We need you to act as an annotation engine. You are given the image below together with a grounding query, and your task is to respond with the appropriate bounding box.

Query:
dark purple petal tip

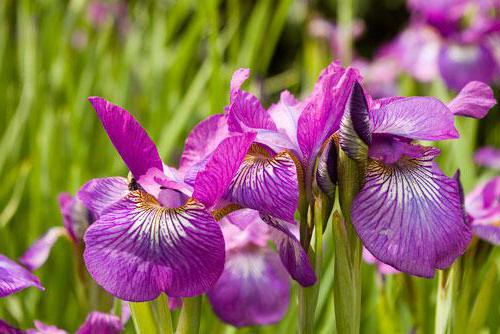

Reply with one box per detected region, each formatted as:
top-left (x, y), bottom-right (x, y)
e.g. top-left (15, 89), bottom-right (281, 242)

top-left (316, 138), bottom-right (338, 199)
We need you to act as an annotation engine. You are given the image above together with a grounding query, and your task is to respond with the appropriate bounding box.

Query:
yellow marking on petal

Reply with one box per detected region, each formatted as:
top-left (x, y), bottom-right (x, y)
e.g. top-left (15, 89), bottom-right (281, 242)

top-left (212, 204), bottom-right (243, 221)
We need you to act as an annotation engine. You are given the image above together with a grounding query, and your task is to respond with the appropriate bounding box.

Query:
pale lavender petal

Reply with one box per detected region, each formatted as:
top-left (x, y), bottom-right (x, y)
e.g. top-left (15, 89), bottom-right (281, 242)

top-left (76, 312), bottom-right (123, 334)
top-left (370, 97), bottom-right (459, 140)
top-left (447, 81), bottom-right (496, 119)
top-left (88, 97), bottom-right (163, 178)
top-left (362, 248), bottom-right (400, 275)
top-left (466, 177), bottom-right (500, 245)
top-left (225, 147), bottom-right (300, 221)
top-left (208, 248), bottom-right (290, 327)
top-left (267, 91), bottom-right (301, 152)
top-left (227, 70), bottom-right (277, 133)
top-left (179, 114), bottom-right (230, 171)
top-left (0, 319), bottom-right (23, 334)
top-left (83, 191), bottom-right (224, 301)
top-left (222, 209), bottom-right (270, 251)
top-left (137, 167), bottom-right (191, 207)
top-left (58, 194), bottom-right (90, 243)
top-left (339, 81), bottom-right (371, 161)
top-left (368, 135), bottom-right (435, 165)
top-left (352, 148), bottom-right (471, 277)
top-left (438, 43), bottom-right (497, 91)
top-left (193, 133), bottom-right (256, 208)
top-left (297, 62), bottom-right (360, 167)
top-left (77, 177), bottom-right (128, 219)
top-left (19, 227), bottom-right (66, 271)
top-left (260, 215), bottom-right (316, 286)
top-left (474, 147), bottom-right (500, 169)
top-left (28, 320), bottom-right (67, 334)
top-left (0, 254), bottom-right (44, 297)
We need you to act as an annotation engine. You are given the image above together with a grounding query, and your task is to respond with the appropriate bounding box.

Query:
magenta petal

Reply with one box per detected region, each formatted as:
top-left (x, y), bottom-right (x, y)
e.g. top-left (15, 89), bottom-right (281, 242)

top-left (19, 227), bottom-right (66, 271)
top-left (260, 215), bottom-right (316, 286)
top-left (352, 149), bottom-right (471, 277)
top-left (0, 319), bottom-right (23, 334)
top-left (59, 194), bottom-right (90, 243)
top-left (75, 312), bottom-right (123, 334)
top-left (226, 149), bottom-right (300, 221)
top-left (474, 147), bottom-right (500, 169)
top-left (193, 133), bottom-right (256, 208)
top-left (180, 114), bottom-right (229, 171)
top-left (466, 177), bottom-right (500, 245)
top-left (0, 254), bottom-right (44, 297)
top-left (362, 248), bottom-right (400, 275)
top-left (88, 97), bottom-right (163, 178)
top-left (297, 62), bottom-right (360, 166)
top-left (83, 191), bottom-right (224, 301)
top-left (77, 177), bottom-right (128, 219)
top-left (28, 320), bottom-right (66, 334)
top-left (208, 248), bottom-right (290, 327)
top-left (447, 81), bottom-right (496, 119)
top-left (227, 69), bottom-right (277, 133)
top-left (370, 97), bottom-right (459, 140)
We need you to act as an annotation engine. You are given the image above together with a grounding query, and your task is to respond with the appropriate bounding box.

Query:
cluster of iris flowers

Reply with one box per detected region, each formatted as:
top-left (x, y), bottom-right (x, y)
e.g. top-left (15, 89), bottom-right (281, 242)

top-left (0, 55), bottom-right (497, 333)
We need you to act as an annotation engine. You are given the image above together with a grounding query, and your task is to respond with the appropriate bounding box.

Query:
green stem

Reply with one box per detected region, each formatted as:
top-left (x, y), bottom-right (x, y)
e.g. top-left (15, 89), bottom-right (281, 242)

top-left (176, 296), bottom-right (202, 334)
top-left (337, 0), bottom-right (354, 64)
top-left (130, 301), bottom-right (159, 334)
top-left (152, 294), bottom-right (174, 334)
top-left (333, 149), bottom-right (363, 334)
top-left (435, 263), bottom-right (461, 334)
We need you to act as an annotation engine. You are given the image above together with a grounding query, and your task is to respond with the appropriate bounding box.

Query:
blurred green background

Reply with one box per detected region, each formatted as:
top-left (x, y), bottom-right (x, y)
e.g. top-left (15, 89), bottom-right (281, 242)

top-left (0, 0), bottom-right (498, 333)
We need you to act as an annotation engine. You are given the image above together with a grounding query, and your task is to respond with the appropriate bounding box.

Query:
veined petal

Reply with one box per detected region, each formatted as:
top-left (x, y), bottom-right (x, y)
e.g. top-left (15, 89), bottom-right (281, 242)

top-left (208, 248), bottom-right (290, 327)
top-left (260, 215), bottom-right (316, 286)
top-left (267, 91), bottom-right (301, 151)
top-left (222, 209), bottom-right (270, 250)
top-left (88, 97), bottom-right (163, 178)
top-left (77, 177), bottom-right (129, 219)
top-left (193, 133), bottom-right (256, 208)
top-left (352, 148), bottom-right (471, 277)
top-left (227, 69), bottom-right (277, 133)
top-left (0, 254), bottom-right (44, 297)
top-left (75, 312), bottom-right (123, 334)
top-left (225, 147), bottom-right (300, 221)
top-left (447, 81), bottom-right (496, 119)
top-left (83, 191), bottom-right (224, 301)
top-left (19, 227), bottom-right (66, 271)
top-left (370, 97), bottom-right (459, 140)
top-left (59, 194), bottom-right (90, 243)
top-left (339, 81), bottom-right (371, 161)
top-left (297, 62), bottom-right (360, 166)
top-left (180, 114), bottom-right (230, 171)
top-left (474, 147), bottom-right (500, 169)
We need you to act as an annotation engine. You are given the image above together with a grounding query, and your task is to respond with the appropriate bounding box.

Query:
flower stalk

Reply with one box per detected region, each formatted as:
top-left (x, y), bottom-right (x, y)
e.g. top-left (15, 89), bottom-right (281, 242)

top-left (176, 296), bottom-right (202, 334)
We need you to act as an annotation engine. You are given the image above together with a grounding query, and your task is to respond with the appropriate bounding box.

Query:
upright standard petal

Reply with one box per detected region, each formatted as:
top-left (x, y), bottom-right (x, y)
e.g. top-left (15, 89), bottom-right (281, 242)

top-left (59, 194), bottom-right (90, 242)
top-left (466, 177), bottom-right (500, 245)
top-left (351, 148), bottom-right (471, 277)
top-left (225, 146), bottom-right (300, 221)
top-left (192, 133), bottom-right (256, 208)
top-left (208, 249), bottom-right (290, 327)
top-left (19, 227), bottom-right (66, 271)
top-left (447, 81), bottom-right (496, 119)
top-left (0, 254), bottom-right (44, 297)
top-left (83, 190), bottom-right (224, 301)
top-left (370, 97), bottom-right (459, 140)
top-left (260, 215), bottom-right (316, 286)
top-left (474, 147), bottom-right (500, 169)
top-left (77, 177), bottom-right (129, 219)
top-left (88, 97), bottom-right (163, 178)
top-left (179, 114), bottom-right (229, 171)
top-left (297, 62), bottom-right (359, 166)
top-left (76, 312), bottom-right (123, 334)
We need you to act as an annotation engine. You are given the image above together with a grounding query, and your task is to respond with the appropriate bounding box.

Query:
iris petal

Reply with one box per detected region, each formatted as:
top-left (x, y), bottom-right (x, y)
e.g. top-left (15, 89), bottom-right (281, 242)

top-left (77, 177), bottom-right (129, 219)
top-left (88, 97), bottom-right (163, 178)
top-left (208, 248), bottom-right (290, 327)
top-left (260, 215), bottom-right (316, 286)
top-left (351, 148), bottom-right (471, 277)
top-left (19, 227), bottom-right (66, 271)
top-left (83, 190), bottom-right (224, 301)
top-left (0, 254), bottom-right (44, 297)
top-left (370, 97), bottom-right (459, 140)
top-left (225, 147), bottom-right (300, 221)
top-left (75, 312), bottom-right (123, 334)
top-left (447, 81), bottom-right (496, 119)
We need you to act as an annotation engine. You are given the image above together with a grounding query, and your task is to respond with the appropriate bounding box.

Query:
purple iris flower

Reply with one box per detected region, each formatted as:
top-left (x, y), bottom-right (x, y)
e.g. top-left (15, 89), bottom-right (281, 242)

top-left (19, 193), bottom-right (91, 271)
top-left (0, 254), bottom-right (43, 298)
top-left (340, 80), bottom-right (496, 277)
top-left (1, 311), bottom-right (123, 334)
top-left (207, 209), bottom-right (290, 327)
top-left (80, 97), bottom-right (255, 302)
top-left (466, 147), bottom-right (500, 245)
top-left (385, 0), bottom-right (500, 90)
top-left (179, 62), bottom-right (359, 286)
